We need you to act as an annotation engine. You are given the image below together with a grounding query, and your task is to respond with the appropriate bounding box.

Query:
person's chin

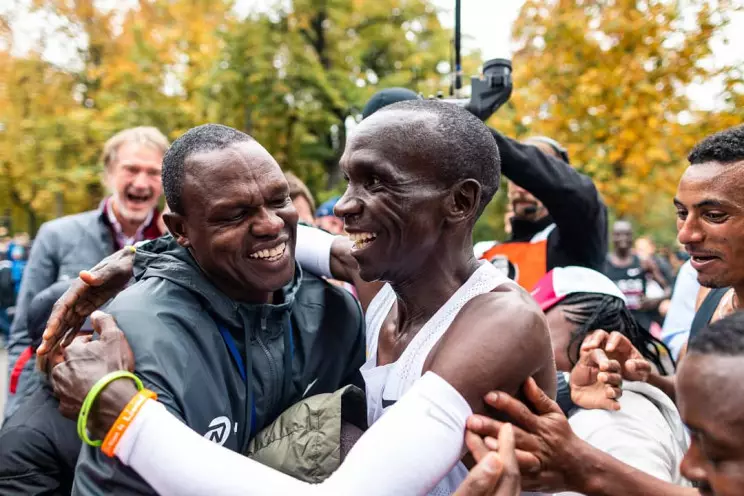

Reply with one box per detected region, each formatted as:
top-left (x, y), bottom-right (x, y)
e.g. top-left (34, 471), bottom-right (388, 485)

top-left (696, 272), bottom-right (730, 289)
top-left (248, 253), bottom-right (295, 289)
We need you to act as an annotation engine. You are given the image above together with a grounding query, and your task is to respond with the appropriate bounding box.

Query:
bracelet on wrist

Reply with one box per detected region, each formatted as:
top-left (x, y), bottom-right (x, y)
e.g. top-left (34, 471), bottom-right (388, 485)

top-left (101, 389), bottom-right (157, 457)
top-left (77, 371), bottom-right (144, 448)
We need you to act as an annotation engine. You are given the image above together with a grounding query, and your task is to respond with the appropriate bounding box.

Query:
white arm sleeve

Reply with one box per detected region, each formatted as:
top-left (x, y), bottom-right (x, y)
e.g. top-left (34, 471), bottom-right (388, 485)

top-left (294, 224), bottom-right (337, 279)
top-left (117, 372), bottom-right (472, 496)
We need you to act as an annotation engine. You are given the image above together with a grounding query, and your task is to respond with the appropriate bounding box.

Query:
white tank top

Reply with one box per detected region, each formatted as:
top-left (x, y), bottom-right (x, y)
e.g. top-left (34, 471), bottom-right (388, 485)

top-left (361, 262), bottom-right (512, 496)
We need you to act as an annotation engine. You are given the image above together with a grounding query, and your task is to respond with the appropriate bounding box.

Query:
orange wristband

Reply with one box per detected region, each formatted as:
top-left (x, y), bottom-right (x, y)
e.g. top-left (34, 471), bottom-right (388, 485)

top-left (101, 389), bottom-right (157, 457)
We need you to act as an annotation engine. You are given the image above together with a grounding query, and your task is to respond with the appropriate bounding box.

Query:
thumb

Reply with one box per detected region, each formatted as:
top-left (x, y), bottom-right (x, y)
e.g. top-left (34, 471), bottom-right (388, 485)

top-left (453, 452), bottom-right (503, 496)
top-left (79, 270), bottom-right (104, 287)
top-left (524, 377), bottom-right (562, 415)
top-left (90, 311), bottom-right (119, 339)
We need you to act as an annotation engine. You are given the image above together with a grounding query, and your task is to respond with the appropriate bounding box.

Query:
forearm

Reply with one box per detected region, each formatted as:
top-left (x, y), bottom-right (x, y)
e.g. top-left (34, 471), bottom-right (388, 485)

top-left (574, 440), bottom-right (694, 496)
top-left (116, 372), bottom-right (471, 496)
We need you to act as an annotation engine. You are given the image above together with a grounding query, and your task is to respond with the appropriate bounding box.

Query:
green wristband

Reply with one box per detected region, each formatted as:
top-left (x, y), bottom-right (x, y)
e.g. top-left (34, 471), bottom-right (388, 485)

top-left (77, 371), bottom-right (143, 447)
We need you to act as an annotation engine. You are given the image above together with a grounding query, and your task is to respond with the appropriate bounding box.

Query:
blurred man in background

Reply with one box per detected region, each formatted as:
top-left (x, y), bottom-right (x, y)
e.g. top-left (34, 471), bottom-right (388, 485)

top-left (605, 220), bottom-right (670, 333)
top-left (3, 126), bottom-right (168, 419)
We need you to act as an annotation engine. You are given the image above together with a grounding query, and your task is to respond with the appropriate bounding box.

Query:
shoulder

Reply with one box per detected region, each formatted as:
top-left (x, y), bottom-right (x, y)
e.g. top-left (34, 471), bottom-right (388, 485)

top-left (105, 277), bottom-right (208, 344)
top-left (37, 210), bottom-right (102, 239)
top-left (458, 284), bottom-right (547, 337)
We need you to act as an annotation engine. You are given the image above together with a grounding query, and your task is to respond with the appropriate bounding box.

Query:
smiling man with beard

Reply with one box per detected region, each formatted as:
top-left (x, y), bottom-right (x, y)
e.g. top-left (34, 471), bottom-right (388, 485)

top-left (70, 124), bottom-right (365, 495)
top-left (4, 127), bottom-right (168, 420)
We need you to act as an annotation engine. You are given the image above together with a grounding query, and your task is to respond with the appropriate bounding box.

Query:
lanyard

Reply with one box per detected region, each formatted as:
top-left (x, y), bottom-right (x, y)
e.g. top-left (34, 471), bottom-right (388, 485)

top-left (217, 316), bottom-right (295, 439)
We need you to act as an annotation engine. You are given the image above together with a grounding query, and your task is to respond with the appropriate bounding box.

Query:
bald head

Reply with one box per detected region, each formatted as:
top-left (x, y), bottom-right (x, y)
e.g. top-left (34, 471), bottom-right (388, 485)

top-left (355, 99), bottom-right (501, 216)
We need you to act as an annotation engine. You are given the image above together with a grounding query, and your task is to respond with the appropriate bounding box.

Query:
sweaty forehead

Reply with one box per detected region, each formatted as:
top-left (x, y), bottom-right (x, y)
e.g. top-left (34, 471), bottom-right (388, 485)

top-left (678, 161), bottom-right (744, 206)
top-left (678, 354), bottom-right (744, 437)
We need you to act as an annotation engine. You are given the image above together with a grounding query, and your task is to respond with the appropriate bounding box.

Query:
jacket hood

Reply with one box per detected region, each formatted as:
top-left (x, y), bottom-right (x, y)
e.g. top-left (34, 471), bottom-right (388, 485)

top-left (132, 235), bottom-right (301, 331)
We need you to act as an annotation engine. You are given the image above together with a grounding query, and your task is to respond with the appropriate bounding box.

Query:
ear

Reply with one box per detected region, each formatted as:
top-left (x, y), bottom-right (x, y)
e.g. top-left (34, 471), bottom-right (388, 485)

top-left (445, 179), bottom-right (481, 224)
top-left (163, 211), bottom-right (191, 248)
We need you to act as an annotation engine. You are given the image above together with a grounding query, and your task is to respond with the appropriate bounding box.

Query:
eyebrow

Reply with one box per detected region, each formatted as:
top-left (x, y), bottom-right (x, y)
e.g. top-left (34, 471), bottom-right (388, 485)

top-left (673, 198), bottom-right (733, 209)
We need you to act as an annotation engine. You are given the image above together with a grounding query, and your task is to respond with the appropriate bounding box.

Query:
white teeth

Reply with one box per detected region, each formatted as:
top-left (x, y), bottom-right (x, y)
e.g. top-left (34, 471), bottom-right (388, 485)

top-left (349, 232), bottom-right (377, 248)
top-left (249, 242), bottom-right (286, 261)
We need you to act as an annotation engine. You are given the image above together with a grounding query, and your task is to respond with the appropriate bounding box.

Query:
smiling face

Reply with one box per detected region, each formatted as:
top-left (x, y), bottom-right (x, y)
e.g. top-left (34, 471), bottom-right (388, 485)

top-left (334, 110), bottom-right (451, 283)
top-left (104, 142), bottom-right (164, 225)
top-left (674, 161), bottom-right (744, 289)
top-left (166, 140), bottom-right (297, 303)
top-left (678, 353), bottom-right (744, 496)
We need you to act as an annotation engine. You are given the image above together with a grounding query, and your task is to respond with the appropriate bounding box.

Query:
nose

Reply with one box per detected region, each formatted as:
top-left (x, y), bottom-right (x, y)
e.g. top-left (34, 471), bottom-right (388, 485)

top-left (251, 206), bottom-right (285, 238)
top-left (333, 189), bottom-right (362, 221)
top-left (132, 170), bottom-right (151, 190)
top-left (680, 442), bottom-right (708, 487)
top-left (677, 215), bottom-right (704, 246)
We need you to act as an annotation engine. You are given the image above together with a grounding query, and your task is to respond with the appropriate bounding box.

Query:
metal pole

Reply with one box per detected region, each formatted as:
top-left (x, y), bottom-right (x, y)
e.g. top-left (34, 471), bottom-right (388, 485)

top-left (454, 0), bottom-right (462, 97)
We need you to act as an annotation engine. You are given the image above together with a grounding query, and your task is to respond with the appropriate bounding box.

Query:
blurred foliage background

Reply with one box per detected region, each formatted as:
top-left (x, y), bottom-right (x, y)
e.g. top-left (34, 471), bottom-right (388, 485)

top-left (1, 0), bottom-right (742, 249)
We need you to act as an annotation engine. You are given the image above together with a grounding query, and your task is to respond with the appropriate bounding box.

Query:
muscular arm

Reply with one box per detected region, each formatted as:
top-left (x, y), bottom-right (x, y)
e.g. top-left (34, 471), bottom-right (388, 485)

top-left (490, 130), bottom-right (607, 270)
top-left (426, 289), bottom-right (557, 413)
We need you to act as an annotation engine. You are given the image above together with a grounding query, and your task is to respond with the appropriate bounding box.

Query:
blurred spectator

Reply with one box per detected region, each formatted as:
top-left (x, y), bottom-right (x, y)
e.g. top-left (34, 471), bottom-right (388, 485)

top-left (285, 172), bottom-right (316, 226)
top-left (315, 196), bottom-right (344, 235)
top-left (4, 126), bottom-right (169, 420)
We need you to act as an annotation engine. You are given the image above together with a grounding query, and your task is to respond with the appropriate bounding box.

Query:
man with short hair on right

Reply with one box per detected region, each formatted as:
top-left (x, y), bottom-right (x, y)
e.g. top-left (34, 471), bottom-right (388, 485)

top-left (4, 126), bottom-right (168, 419)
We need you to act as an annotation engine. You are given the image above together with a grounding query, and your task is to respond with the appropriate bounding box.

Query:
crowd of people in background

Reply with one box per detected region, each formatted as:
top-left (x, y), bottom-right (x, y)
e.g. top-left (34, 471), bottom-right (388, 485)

top-left (0, 83), bottom-right (742, 496)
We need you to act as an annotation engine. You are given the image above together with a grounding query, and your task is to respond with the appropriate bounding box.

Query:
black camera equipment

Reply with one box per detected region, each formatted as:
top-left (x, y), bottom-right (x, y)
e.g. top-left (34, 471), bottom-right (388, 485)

top-left (436, 58), bottom-right (513, 122)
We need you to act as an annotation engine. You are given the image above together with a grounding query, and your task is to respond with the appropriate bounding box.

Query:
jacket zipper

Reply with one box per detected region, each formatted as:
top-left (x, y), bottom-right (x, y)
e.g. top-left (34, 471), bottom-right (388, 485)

top-left (255, 311), bottom-right (278, 419)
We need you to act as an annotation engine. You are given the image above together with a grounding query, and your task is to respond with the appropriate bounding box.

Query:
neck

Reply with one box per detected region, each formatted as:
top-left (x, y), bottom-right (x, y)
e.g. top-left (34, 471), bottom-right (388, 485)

top-left (391, 239), bottom-right (480, 329)
top-left (220, 285), bottom-right (275, 305)
top-left (111, 199), bottom-right (144, 238)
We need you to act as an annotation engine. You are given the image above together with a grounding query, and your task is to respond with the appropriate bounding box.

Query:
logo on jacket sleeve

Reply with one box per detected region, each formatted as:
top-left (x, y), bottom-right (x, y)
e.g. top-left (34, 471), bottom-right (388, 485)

top-left (204, 416), bottom-right (232, 446)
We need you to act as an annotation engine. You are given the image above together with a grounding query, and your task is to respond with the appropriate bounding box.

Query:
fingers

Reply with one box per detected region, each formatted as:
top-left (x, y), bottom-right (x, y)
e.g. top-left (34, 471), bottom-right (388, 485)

top-left (496, 424), bottom-right (521, 494)
top-left (465, 430), bottom-right (490, 463)
top-left (522, 377), bottom-right (562, 416)
top-left (79, 269), bottom-right (103, 286)
top-left (453, 452), bottom-right (503, 496)
top-left (626, 359), bottom-right (652, 381)
top-left (580, 329), bottom-right (609, 352)
top-left (468, 415), bottom-right (542, 454)
top-left (606, 331), bottom-right (632, 354)
top-left (484, 390), bottom-right (541, 432)
top-left (91, 311), bottom-right (120, 338)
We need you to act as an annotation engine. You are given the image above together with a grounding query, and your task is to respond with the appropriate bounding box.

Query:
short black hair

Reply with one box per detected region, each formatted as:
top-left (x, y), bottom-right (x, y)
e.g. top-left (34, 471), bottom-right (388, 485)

top-left (374, 99), bottom-right (501, 217)
top-left (162, 124), bottom-right (254, 214)
top-left (689, 311), bottom-right (744, 356)
top-left (559, 292), bottom-right (673, 375)
top-left (688, 124), bottom-right (744, 166)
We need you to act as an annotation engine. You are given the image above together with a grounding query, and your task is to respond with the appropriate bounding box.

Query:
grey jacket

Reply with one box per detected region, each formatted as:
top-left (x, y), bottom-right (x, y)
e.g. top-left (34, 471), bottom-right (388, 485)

top-left (73, 236), bottom-right (365, 495)
top-left (4, 208), bottom-right (117, 419)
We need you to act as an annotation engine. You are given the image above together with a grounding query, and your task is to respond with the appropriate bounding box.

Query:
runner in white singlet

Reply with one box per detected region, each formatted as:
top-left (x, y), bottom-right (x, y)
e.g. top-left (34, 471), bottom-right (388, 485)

top-left (362, 263), bottom-right (514, 494)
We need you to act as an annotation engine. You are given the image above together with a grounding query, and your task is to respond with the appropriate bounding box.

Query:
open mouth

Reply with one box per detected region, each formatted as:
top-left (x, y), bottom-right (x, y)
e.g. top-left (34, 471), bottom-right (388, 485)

top-left (348, 232), bottom-right (377, 250)
top-left (249, 242), bottom-right (287, 262)
top-left (126, 191), bottom-right (153, 206)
